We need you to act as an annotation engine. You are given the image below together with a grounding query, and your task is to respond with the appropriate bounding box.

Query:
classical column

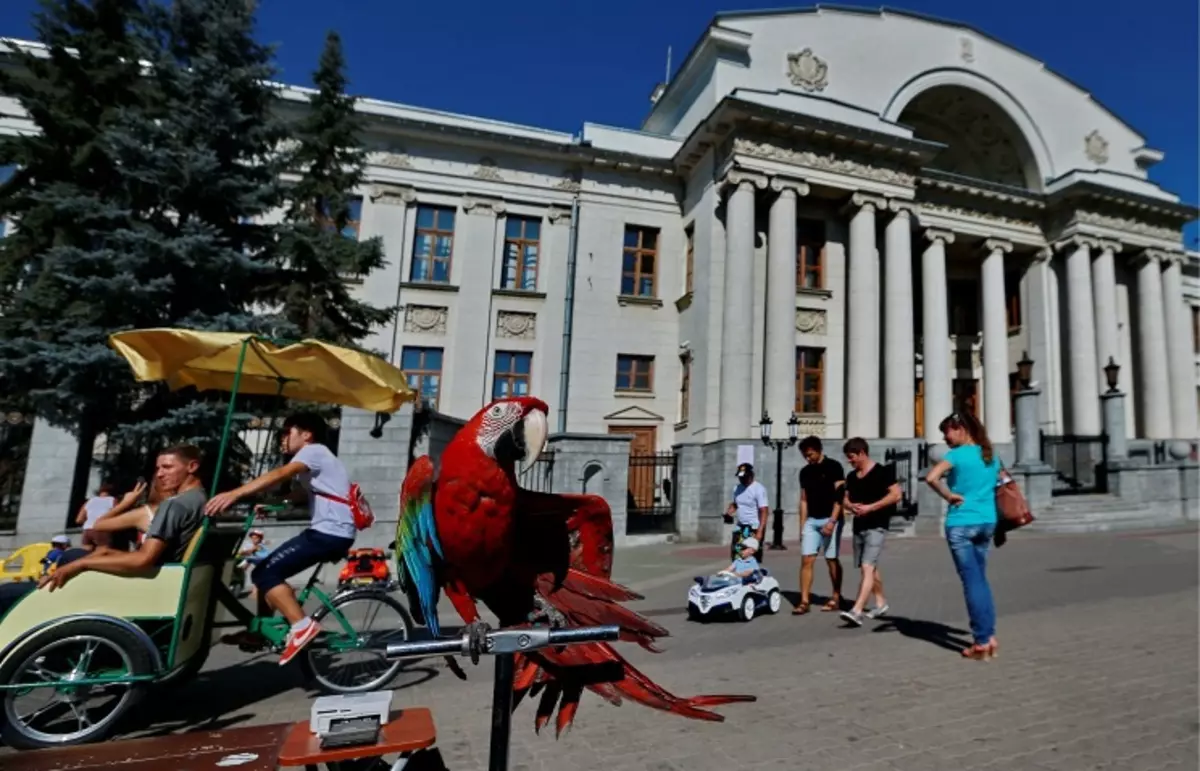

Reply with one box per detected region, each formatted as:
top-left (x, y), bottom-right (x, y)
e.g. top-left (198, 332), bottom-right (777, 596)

top-left (1135, 251), bottom-right (1172, 439)
top-left (719, 171), bottom-right (765, 437)
top-left (1161, 252), bottom-right (1199, 438)
top-left (981, 239), bottom-right (1013, 441)
top-left (764, 177), bottom-right (809, 422)
top-left (1061, 236), bottom-right (1102, 434)
top-left (845, 193), bottom-right (883, 437)
top-left (1091, 240), bottom-right (1122, 396)
top-left (921, 229), bottom-right (954, 442)
top-left (883, 202), bottom-right (915, 438)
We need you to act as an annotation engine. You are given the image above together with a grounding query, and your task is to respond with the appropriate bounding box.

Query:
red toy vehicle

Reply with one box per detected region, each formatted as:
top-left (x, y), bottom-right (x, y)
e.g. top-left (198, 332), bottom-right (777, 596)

top-left (337, 547), bottom-right (393, 589)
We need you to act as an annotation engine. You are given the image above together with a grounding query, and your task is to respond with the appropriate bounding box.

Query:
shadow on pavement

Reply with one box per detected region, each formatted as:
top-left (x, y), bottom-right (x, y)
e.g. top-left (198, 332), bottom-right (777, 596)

top-left (120, 657), bottom-right (440, 738)
top-left (870, 616), bottom-right (971, 653)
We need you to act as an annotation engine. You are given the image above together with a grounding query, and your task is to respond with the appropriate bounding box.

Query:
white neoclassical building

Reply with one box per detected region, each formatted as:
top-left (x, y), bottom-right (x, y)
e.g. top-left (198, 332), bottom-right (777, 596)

top-left (2, 7), bottom-right (1198, 540)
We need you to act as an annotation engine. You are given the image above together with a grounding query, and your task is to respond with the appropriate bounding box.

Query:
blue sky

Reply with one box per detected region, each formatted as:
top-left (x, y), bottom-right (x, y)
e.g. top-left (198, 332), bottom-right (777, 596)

top-left (2, 0), bottom-right (1196, 242)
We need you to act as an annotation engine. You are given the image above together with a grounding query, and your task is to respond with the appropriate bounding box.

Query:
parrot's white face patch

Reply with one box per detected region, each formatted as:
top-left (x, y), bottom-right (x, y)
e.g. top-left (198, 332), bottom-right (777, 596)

top-left (478, 400), bottom-right (526, 455)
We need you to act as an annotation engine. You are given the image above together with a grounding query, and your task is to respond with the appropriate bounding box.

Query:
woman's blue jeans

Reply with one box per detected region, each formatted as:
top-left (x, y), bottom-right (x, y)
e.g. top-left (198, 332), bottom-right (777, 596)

top-left (946, 523), bottom-right (997, 645)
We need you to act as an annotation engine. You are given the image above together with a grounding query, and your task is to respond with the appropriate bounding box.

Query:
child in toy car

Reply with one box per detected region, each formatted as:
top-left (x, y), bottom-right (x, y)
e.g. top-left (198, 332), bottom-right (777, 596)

top-left (687, 537), bottom-right (782, 622)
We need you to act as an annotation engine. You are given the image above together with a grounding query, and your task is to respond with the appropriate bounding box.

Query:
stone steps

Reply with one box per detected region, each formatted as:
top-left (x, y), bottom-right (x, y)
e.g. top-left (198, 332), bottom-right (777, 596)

top-left (1029, 494), bottom-right (1186, 533)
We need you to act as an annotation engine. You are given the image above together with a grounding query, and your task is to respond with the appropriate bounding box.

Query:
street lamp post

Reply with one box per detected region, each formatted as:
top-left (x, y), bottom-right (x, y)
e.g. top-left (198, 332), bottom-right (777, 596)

top-left (759, 410), bottom-right (800, 550)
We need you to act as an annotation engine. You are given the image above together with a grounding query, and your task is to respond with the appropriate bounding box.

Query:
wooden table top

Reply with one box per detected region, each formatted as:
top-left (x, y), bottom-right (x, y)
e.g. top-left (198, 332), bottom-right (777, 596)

top-left (277, 708), bottom-right (437, 767)
top-left (3, 724), bottom-right (292, 771)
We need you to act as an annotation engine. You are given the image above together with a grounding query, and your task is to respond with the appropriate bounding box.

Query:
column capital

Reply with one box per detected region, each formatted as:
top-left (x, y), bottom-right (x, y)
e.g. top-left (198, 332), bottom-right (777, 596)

top-left (720, 168), bottom-right (769, 193)
top-left (461, 195), bottom-right (506, 216)
top-left (1095, 238), bottom-right (1123, 255)
top-left (1160, 250), bottom-right (1186, 268)
top-left (1133, 248), bottom-right (1168, 268)
top-left (887, 199), bottom-right (919, 217)
top-left (768, 175), bottom-right (810, 196)
top-left (545, 206), bottom-right (570, 224)
top-left (923, 227), bottom-right (955, 245)
top-left (1052, 234), bottom-right (1099, 253)
top-left (983, 238), bottom-right (1014, 254)
top-left (846, 191), bottom-right (888, 213)
top-left (369, 183), bottom-right (417, 205)
top-left (1032, 246), bottom-right (1054, 264)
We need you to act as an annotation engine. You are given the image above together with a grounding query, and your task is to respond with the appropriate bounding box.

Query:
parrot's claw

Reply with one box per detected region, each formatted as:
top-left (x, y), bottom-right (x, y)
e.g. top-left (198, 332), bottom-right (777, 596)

top-left (444, 655), bottom-right (468, 680)
top-left (529, 594), bottom-right (568, 629)
top-left (465, 620), bottom-right (492, 666)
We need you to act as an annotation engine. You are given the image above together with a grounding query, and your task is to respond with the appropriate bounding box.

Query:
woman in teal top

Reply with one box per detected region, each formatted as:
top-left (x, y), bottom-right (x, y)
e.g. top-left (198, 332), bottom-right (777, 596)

top-left (925, 411), bottom-right (1002, 661)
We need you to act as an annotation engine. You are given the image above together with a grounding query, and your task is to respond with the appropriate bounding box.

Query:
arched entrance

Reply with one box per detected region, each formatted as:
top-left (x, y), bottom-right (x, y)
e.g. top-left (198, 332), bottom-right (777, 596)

top-left (897, 85), bottom-right (1041, 191)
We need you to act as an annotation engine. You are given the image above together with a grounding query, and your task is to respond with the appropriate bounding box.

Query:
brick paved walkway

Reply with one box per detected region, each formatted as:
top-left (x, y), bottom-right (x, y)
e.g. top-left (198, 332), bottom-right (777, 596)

top-left (7, 528), bottom-right (1199, 769)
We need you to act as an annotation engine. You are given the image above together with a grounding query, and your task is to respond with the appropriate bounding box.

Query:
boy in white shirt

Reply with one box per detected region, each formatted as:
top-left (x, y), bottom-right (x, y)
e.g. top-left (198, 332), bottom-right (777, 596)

top-left (206, 412), bottom-right (356, 665)
top-left (725, 463), bottom-right (769, 562)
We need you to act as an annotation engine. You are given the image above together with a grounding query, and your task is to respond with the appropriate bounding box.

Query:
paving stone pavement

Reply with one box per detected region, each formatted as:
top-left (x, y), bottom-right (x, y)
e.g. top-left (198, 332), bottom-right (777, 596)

top-left (10, 527), bottom-right (1200, 770)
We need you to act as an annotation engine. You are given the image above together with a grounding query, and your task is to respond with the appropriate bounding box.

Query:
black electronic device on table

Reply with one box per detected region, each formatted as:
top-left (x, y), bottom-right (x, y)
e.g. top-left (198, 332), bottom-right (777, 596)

top-left (319, 715), bottom-right (382, 749)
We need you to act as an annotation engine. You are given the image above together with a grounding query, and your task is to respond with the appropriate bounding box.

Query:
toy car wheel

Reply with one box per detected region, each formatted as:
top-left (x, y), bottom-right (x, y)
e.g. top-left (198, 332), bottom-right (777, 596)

top-left (0, 619), bottom-right (155, 750)
top-left (767, 589), bottom-right (782, 614)
top-left (739, 595), bottom-right (756, 622)
top-left (687, 605), bottom-right (702, 622)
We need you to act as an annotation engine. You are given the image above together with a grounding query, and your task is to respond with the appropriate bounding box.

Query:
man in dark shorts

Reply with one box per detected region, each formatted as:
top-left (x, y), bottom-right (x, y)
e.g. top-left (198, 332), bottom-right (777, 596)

top-left (794, 436), bottom-right (846, 615)
top-left (840, 437), bottom-right (901, 627)
top-left (0, 445), bottom-right (206, 619)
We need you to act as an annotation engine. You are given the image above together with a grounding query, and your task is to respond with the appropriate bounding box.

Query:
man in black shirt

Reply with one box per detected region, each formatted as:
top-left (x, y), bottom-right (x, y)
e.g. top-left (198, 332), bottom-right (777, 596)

top-left (794, 436), bottom-right (846, 614)
top-left (840, 437), bottom-right (902, 627)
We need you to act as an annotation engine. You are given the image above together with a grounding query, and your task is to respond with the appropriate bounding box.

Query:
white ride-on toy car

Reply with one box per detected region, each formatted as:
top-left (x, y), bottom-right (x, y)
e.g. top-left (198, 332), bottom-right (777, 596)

top-left (687, 569), bottom-right (782, 622)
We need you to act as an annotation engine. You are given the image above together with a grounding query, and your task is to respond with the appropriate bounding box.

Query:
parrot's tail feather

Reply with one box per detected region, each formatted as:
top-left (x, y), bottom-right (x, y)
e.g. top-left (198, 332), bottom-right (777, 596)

top-left (538, 575), bottom-right (670, 644)
top-left (686, 695), bottom-right (759, 707)
top-left (560, 568), bottom-right (643, 602)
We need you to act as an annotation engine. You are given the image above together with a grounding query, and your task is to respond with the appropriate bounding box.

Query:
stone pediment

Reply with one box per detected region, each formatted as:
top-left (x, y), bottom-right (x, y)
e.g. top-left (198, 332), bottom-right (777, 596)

top-left (603, 405), bottom-right (664, 422)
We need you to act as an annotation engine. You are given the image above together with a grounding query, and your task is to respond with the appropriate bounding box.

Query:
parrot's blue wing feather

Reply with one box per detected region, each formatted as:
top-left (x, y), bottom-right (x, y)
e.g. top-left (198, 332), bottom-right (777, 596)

top-left (397, 455), bottom-right (444, 637)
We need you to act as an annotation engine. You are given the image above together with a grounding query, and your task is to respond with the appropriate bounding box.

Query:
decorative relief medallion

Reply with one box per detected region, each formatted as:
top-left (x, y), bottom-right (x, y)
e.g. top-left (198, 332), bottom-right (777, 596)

top-left (496, 311), bottom-right (536, 339)
top-left (473, 157), bottom-right (504, 181)
top-left (403, 305), bottom-right (448, 334)
top-left (794, 414), bottom-right (826, 438)
top-left (959, 37), bottom-right (975, 64)
top-left (734, 139), bottom-right (915, 187)
top-left (554, 176), bottom-right (582, 193)
top-left (371, 145), bottom-right (414, 169)
top-left (795, 308), bottom-right (827, 335)
top-left (1084, 131), bottom-right (1109, 165)
top-left (786, 48), bottom-right (828, 92)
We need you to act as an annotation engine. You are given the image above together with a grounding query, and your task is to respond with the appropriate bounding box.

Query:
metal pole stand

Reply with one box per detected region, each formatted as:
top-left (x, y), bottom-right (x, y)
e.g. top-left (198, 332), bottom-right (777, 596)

top-left (769, 441), bottom-right (787, 549)
top-left (487, 653), bottom-right (516, 771)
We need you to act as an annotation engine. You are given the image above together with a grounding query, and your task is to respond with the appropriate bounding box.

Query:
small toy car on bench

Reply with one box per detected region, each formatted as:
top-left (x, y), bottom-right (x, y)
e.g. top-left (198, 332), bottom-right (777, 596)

top-left (687, 569), bottom-right (782, 621)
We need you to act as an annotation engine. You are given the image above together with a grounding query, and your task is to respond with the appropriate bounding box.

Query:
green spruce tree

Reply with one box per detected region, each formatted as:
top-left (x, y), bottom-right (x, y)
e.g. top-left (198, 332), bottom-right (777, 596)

top-left (273, 30), bottom-right (393, 346)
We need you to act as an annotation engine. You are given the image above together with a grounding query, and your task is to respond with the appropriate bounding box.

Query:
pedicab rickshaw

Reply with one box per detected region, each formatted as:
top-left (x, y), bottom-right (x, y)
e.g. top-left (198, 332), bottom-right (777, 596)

top-left (0, 329), bottom-right (422, 750)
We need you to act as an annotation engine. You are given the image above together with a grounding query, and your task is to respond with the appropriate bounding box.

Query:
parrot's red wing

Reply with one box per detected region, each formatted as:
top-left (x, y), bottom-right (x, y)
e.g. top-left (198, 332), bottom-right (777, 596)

top-left (505, 490), bottom-right (755, 735)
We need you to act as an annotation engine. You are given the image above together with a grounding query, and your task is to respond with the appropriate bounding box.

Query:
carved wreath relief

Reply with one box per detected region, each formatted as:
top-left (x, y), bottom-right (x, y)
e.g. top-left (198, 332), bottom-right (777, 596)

top-left (1084, 130), bottom-right (1109, 165)
top-left (403, 305), bottom-right (448, 334)
top-left (496, 311), bottom-right (536, 339)
top-left (795, 308), bottom-right (827, 335)
top-left (786, 48), bottom-right (828, 92)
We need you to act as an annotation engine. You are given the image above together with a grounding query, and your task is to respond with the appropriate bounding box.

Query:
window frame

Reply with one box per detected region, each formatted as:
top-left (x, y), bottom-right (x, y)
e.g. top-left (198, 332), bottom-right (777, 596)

top-left (678, 352), bottom-right (691, 424)
top-left (683, 225), bottom-right (695, 296)
top-left (492, 351), bottom-right (533, 400)
top-left (795, 346), bottom-right (825, 414)
top-left (796, 219), bottom-right (826, 291)
top-left (410, 204), bottom-right (456, 283)
top-left (615, 354), bottom-right (655, 394)
top-left (1004, 271), bottom-right (1021, 331)
top-left (500, 215), bottom-right (542, 292)
top-left (621, 225), bottom-right (659, 298)
top-left (400, 346), bottom-right (444, 408)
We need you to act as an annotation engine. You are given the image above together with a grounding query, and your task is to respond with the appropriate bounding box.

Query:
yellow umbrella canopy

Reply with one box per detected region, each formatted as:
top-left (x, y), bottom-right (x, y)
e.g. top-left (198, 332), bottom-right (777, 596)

top-left (108, 328), bottom-right (417, 413)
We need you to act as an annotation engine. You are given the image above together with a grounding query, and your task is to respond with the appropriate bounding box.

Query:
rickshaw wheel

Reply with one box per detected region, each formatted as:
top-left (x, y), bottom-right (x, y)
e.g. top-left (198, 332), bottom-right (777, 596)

top-left (0, 619), bottom-right (155, 750)
top-left (300, 589), bottom-right (415, 694)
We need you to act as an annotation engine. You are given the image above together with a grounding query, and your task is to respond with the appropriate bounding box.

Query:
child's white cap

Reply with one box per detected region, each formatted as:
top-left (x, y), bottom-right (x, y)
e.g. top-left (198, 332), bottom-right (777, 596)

top-left (51, 534), bottom-right (70, 545)
top-left (740, 537), bottom-right (759, 552)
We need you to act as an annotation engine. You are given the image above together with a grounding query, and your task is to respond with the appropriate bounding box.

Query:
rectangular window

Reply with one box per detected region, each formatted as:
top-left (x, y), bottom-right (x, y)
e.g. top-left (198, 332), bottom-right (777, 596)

top-left (400, 346), bottom-right (443, 407)
top-left (492, 351), bottom-right (532, 400)
top-left (501, 216), bottom-right (541, 291)
top-left (318, 196), bottom-right (362, 240)
top-left (683, 225), bottom-right (694, 295)
top-left (953, 378), bottom-right (979, 417)
top-left (1005, 272), bottom-right (1021, 330)
top-left (679, 353), bottom-right (691, 423)
top-left (621, 225), bottom-right (658, 297)
top-left (411, 205), bottom-right (455, 283)
top-left (795, 347), bottom-right (825, 414)
top-left (615, 354), bottom-right (654, 393)
top-left (1008, 372), bottom-right (1019, 429)
top-left (796, 219), bottom-right (826, 290)
top-left (948, 279), bottom-right (980, 336)
top-left (1193, 306), bottom-right (1199, 354)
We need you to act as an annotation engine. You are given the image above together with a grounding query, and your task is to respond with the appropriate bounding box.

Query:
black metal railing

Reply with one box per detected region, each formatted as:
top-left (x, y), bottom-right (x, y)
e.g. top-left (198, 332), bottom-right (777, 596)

top-left (883, 447), bottom-right (916, 520)
top-left (0, 411), bottom-right (35, 531)
top-left (518, 451), bottom-right (555, 493)
top-left (625, 452), bottom-right (678, 536)
top-left (1041, 432), bottom-right (1108, 496)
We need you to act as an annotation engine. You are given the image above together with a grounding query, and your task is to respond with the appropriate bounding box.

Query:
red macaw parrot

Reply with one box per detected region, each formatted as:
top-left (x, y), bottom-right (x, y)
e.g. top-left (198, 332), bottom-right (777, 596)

top-left (396, 396), bottom-right (754, 735)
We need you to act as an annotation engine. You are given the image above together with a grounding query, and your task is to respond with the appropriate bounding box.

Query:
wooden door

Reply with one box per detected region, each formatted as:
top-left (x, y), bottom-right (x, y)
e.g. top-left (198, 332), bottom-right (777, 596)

top-left (609, 425), bottom-right (657, 510)
top-left (914, 378), bottom-right (925, 438)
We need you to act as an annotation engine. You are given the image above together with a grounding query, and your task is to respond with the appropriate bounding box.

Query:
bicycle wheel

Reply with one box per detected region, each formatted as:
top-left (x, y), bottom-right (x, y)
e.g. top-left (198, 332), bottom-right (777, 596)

top-left (301, 589), bottom-right (415, 694)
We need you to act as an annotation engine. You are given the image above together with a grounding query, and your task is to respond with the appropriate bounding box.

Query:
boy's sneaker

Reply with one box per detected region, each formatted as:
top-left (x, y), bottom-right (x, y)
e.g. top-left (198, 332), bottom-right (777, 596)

top-left (278, 620), bottom-right (320, 666)
top-left (866, 604), bottom-right (890, 619)
top-left (840, 610), bottom-right (865, 627)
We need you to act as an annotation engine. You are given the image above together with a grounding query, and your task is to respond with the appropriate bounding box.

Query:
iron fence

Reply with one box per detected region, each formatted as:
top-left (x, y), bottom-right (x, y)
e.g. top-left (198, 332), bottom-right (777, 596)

top-left (1041, 432), bottom-right (1108, 496)
top-left (883, 447), bottom-right (916, 520)
top-left (625, 452), bottom-right (678, 536)
top-left (0, 411), bottom-right (34, 531)
top-left (518, 451), bottom-right (555, 493)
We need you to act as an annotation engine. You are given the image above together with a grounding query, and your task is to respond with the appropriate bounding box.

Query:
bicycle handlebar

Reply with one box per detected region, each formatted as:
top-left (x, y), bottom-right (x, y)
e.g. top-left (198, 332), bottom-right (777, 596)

top-left (384, 625), bottom-right (619, 661)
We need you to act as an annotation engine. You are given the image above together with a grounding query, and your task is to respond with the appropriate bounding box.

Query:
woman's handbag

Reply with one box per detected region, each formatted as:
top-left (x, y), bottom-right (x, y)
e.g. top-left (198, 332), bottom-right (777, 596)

top-left (995, 470), bottom-right (1035, 543)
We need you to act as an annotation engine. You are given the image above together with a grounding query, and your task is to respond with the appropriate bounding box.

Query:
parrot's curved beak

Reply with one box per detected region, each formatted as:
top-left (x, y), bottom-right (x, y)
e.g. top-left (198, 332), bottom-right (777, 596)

top-left (518, 407), bottom-right (549, 475)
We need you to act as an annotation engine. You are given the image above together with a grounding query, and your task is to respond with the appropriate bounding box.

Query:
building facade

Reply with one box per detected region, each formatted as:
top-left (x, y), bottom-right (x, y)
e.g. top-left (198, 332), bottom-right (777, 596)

top-left (2, 6), bottom-right (1199, 543)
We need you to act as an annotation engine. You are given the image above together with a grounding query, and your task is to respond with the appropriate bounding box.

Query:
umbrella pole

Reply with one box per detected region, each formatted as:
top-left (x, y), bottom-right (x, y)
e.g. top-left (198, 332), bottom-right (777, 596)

top-left (210, 339), bottom-right (249, 497)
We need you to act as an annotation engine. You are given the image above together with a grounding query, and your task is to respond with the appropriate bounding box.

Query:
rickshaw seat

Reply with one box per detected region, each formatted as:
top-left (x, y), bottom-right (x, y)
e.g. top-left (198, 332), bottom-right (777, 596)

top-left (0, 543), bottom-right (52, 583)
